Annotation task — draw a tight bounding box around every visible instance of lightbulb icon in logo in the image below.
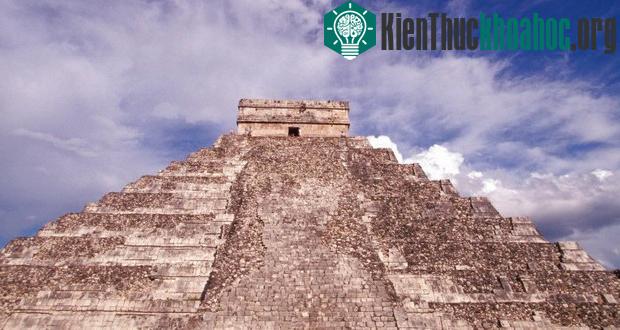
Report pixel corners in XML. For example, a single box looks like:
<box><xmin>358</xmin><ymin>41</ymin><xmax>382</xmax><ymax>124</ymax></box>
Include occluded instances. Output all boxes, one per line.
<box><xmin>334</xmin><ymin>11</ymin><xmax>366</xmax><ymax>60</ymax></box>
<box><xmin>324</xmin><ymin>2</ymin><xmax>376</xmax><ymax>60</ymax></box>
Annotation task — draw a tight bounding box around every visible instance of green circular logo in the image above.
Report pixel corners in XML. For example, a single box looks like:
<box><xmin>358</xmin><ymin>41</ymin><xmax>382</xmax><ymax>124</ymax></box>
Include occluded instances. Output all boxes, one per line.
<box><xmin>324</xmin><ymin>2</ymin><xmax>376</xmax><ymax>60</ymax></box>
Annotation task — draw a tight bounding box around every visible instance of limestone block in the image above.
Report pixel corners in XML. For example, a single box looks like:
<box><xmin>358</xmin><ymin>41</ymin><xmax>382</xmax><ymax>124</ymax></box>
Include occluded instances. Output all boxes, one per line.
<box><xmin>378</xmin><ymin>247</ymin><xmax>408</xmax><ymax>271</ymax></box>
<box><xmin>409</xmin><ymin>163</ymin><xmax>428</xmax><ymax>179</ymax></box>
<box><xmin>388</xmin><ymin>274</ymin><xmax>456</xmax><ymax>299</ymax></box>
<box><xmin>435</xmin><ymin>180</ymin><xmax>459</xmax><ymax>196</ymax></box>
<box><xmin>558</xmin><ymin>241</ymin><xmax>581</xmax><ymax>250</ymax></box>
<box><xmin>518</xmin><ymin>275</ymin><xmax>538</xmax><ymax>293</ymax></box>
<box><xmin>469</xmin><ymin>197</ymin><xmax>500</xmax><ymax>216</ymax></box>
<box><xmin>154</xmin><ymin>262</ymin><xmax>213</xmax><ymax>277</ymax></box>
<box><xmin>510</xmin><ymin>217</ymin><xmax>543</xmax><ymax>238</ymax></box>
<box><xmin>602</xmin><ymin>294</ymin><xmax>617</xmax><ymax>304</ymax></box>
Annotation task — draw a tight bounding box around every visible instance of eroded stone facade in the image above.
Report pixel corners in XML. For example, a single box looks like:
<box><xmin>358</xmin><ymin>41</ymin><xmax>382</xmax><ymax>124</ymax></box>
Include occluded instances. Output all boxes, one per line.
<box><xmin>237</xmin><ymin>99</ymin><xmax>350</xmax><ymax>137</ymax></box>
<box><xmin>0</xmin><ymin>100</ymin><xmax>619</xmax><ymax>329</ymax></box>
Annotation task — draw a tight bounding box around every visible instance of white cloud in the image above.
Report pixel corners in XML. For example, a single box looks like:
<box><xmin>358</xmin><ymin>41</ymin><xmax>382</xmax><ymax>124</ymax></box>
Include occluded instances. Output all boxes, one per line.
<box><xmin>406</xmin><ymin>145</ymin><xmax>464</xmax><ymax>180</ymax></box>
<box><xmin>467</xmin><ymin>171</ymin><xmax>483</xmax><ymax>179</ymax></box>
<box><xmin>481</xmin><ymin>178</ymin><xmax>500</xmax><ymax>193</ymax></box>
<box><xmin>13</xmin><ymin>128</ymin><xmax>97</xmax><ymax>158</ymax></box>
<box><xmin>591</xmin><ymin>169</ymin><xmax>613</xmax><ymax>181</ymax></box>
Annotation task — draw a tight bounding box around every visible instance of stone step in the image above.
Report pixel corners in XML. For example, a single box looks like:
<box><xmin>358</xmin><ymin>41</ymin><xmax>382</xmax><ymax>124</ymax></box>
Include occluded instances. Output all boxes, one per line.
<box><xmin>506</xmin><ymin>217</ymin><xmax>547</xmax><ymax>243</ymax></box>
<box><xmin>39</xmin><ymin>222</ymin><xmax>227</xmax><ymax>238</ymax></box>
<box><xmin>0</xmin><ymin>264</ymin><xmax>153</xmax><ymax>293</ymax></box>
<box><xmin>557</xmin><ymin>241</ymin><xmax>606</xmax><ymax>271</ymax></box>
<box><xmin>38</xmin><ymin>213</ymin><xmax>218</xmax><ymax>235</ymax></box>
<box><xmin>3</xmin><ymin>312</ymin><xmax>192</xmax><ymax>329</ymax></box>
<box><xmin>0</xmin><ymin>236</ymin><xmax>123</xmax><ymax>263</ymax></box>
<box><xmin>91</xmin><ymin>246</ymin><xmax>217</xmax><ymax>264</ymax></box>
<box><xmin>433</xmin><ymin>179</ymin><xmax>460</xmax><ymax>196</ymax></box>
<box><xmin>164</xmin><ymin>160</ymin><xmax>226</xmax><ymax>173</ymax></box>
<box><xmin>468</xmin><ymin>197</ymin><xmax>501</xmax><ymax>217</ymax></box>
<box><xmin>123</xmin><ymin>175</ymin><xmax>232</xmax><ymax>193</ymax></box>
<box><xmin>84</xmin><ymin>193</ymin><xmax>228</xmax><ymax>213</ymax></box>
<box><xmin>15</xmin><ymin>291</ymin><xmax>201</xmax><ymax>313</ymax></box>
<box><xmin>159</xmin><ymin>160</ymin><xmax>246</xmax><ymax>177</ymax></box>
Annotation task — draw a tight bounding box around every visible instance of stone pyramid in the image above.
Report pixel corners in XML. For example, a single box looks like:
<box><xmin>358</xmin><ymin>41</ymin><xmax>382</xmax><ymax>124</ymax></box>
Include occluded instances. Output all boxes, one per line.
<box><xmin>1</xmin><ymin>99</ymin><xmax>618</xmax><ymax>329</ymax></box>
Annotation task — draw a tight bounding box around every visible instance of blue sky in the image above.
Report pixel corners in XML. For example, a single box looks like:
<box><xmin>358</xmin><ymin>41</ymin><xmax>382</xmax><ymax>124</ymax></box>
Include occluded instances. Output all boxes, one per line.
<box><xmin>1</xmin><ymin>0</ymin><xmax>619</xmax><ymax>268</ymax></box>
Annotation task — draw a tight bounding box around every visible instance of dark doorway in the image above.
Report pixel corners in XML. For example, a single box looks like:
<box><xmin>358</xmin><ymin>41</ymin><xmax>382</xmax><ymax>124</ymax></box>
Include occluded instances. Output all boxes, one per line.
<box><xmin>288</xmin><ymin>127</ymin><xmax>300</xmax><ymax>137</ymax></box>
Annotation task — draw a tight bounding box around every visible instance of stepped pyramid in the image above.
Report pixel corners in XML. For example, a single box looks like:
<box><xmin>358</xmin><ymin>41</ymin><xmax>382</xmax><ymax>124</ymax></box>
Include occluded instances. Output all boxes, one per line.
<box><xmin>1</xmin><ymin>99</ymin><xmax>618</xmax><ymax>329</ymax></box>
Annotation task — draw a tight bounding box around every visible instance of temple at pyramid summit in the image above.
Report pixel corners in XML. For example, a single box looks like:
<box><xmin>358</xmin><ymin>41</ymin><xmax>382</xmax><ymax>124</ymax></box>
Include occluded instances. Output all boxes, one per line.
<box><xmin>1</xmin><ymin>99</ymin><xmax>619</xmax><ymax>328</ymax></box>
